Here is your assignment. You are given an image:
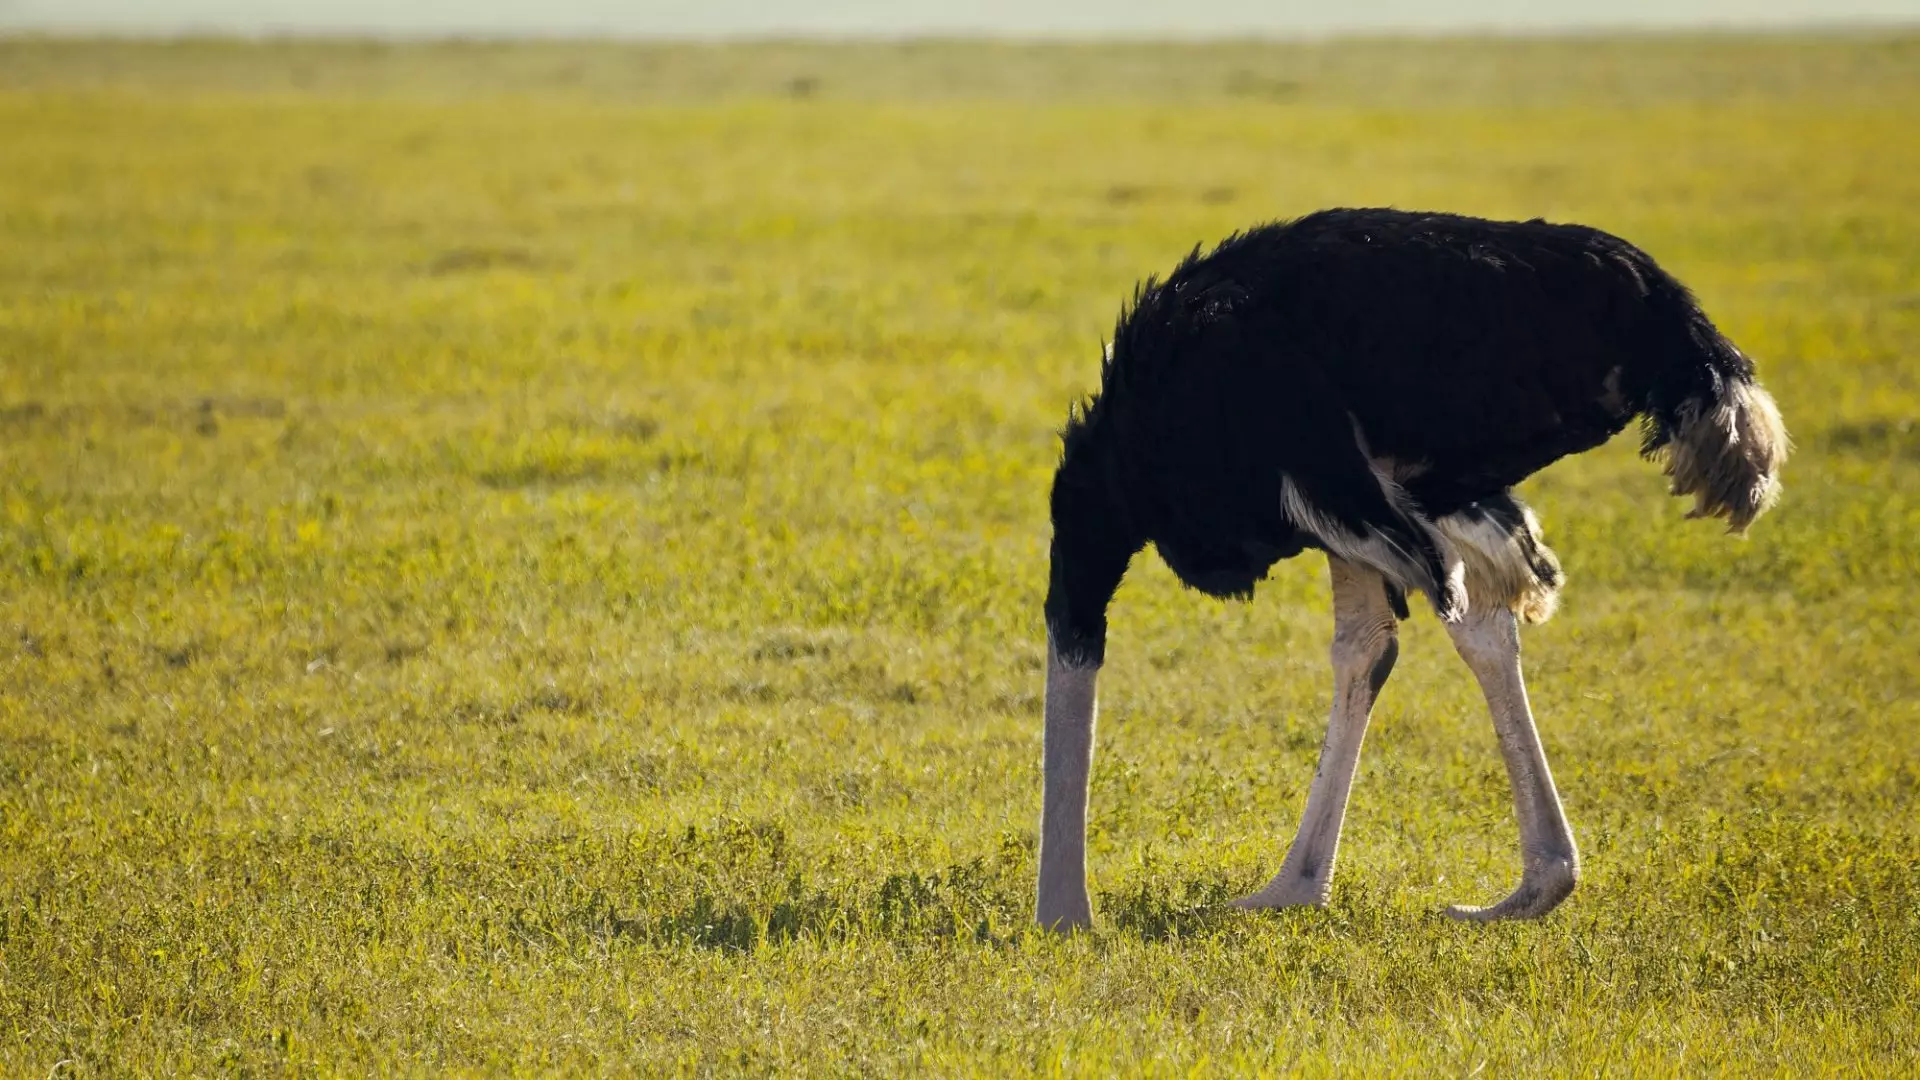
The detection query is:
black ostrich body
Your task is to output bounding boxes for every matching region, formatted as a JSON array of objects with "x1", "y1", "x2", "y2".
[
  {"x1": 1047, "y1": 207, "x2": 1767, "y2": 664},
  {"x1": 1035, "y1": 208, "x2": 1787, "y2": 929}
]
